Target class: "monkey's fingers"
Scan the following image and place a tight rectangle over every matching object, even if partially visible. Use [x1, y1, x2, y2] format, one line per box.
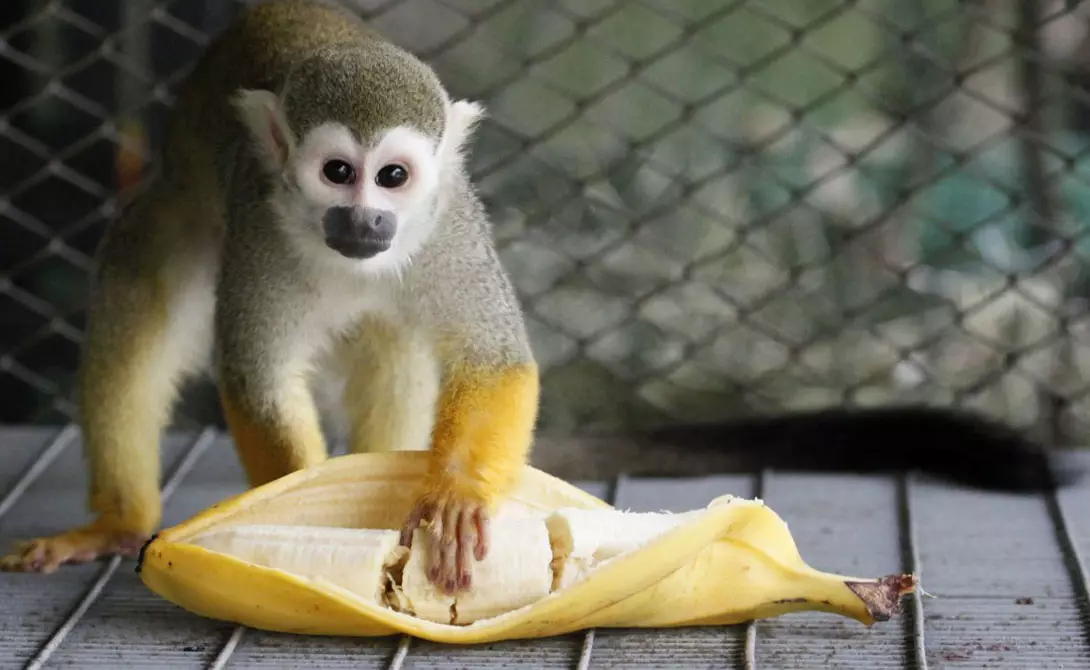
[0, 527, 147, 574]
[431, 504, 461, 594]
[472, 506, 489, 561]
[433, 499, 489, 595]
[456, 508, 479, 591]
[399, 500, 434, 548]
[401, 495, 489, 595]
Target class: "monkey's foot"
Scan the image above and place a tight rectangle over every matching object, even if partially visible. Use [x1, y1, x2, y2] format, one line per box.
[0, 525, 148, 574]
[400, 495, 489, 595]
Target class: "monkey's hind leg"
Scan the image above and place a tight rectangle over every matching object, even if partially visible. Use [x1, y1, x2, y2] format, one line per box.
[0, 187, 216, 573]
[339, 317, 440, 454]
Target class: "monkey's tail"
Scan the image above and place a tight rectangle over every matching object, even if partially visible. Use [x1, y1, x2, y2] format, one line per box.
[639, 406, 1085, 492]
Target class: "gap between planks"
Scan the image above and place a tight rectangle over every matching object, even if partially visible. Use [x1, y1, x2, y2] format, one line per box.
[0, 425, 79, 522]
[898, 474, 928, 670]
[742, 469, 766, 670]
[1047, 487, 1090, 654]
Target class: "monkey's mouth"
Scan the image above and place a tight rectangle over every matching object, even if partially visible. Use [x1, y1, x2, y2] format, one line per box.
[325, 237, 392, 260]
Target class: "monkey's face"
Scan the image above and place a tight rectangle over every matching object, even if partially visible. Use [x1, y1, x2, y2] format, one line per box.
[286, 122, 442, 272]
[234, 81, 481, 277]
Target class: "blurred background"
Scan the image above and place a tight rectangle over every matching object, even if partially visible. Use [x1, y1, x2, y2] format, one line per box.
[2, 0, 1090, 446]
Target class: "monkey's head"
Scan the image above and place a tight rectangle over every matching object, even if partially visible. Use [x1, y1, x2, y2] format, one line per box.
[232, 44, 483, 275]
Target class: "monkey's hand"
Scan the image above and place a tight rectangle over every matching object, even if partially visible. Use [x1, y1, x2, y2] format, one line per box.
[399, 490, 489, 594]
[0, 518, 148, 573]
[399, 362, 539, 594]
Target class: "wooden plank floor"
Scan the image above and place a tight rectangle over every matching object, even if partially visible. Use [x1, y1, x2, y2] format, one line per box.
[1, 425, 1088, 669]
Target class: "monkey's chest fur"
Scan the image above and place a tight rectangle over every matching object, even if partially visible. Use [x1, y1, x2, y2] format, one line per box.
[180, 260, 442, 454]
[308, 307, 443, 454]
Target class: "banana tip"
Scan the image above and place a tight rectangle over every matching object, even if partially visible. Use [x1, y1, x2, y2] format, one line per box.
[847, 573, 918, 623]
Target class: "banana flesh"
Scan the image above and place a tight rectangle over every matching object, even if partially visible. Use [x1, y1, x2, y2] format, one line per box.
[191, 524, 402, 605]
[547, 508, 704, 590]
[138, 452, 917, 643]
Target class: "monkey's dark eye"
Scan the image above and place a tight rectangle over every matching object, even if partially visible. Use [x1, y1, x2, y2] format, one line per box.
[376, 164, 409, 189]
[322, 159, 356, 185]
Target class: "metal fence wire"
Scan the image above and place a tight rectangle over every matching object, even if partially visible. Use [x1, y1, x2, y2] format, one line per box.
[3, 0, 1090, 441]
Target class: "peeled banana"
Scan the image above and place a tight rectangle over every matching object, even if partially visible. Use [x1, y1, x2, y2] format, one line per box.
[138, 452, 917, 643]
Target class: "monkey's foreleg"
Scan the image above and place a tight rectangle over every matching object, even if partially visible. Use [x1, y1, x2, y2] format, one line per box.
[1, 194, 213, 573]
[214, 311, 329, 487]
[219, 382, 329, 488]
[399, 362, 539, 594]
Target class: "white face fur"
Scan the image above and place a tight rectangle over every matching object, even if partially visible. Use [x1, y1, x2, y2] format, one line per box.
[283, 122, 441, 276]
[234, 90, 483, 279]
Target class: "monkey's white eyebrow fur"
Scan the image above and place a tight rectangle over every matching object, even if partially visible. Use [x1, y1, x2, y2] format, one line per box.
[372, 126, 436, 160]
[297, 123, 362, 166]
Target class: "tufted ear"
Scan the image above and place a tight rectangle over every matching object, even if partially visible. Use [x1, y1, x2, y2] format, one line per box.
[232, 89, 297, 173]
[438, 99, 485, 169]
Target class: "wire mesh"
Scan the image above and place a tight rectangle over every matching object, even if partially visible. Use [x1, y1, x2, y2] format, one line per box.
[2, 0, 1090, 440]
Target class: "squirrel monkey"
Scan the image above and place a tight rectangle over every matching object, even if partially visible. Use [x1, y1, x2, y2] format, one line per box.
[0, 0, 536, 594]
[3, 0, 1077, 584]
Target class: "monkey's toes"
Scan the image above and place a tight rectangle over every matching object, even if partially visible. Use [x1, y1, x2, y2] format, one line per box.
[0, 529, 148, 573]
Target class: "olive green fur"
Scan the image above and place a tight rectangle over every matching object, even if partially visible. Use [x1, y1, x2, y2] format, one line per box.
[163, 0, 446, 183]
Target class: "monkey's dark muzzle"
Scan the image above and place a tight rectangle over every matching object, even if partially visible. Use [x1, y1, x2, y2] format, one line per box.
[325, 236, 393, 259]
[323, 205, 396, 259]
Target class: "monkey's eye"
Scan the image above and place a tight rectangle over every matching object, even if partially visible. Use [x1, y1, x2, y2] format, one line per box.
[322, 159, 356, 186]
[375, 164, 409, 189]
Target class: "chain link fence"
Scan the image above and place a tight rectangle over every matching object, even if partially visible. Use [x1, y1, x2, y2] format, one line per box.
[3, 0, 1090, 442]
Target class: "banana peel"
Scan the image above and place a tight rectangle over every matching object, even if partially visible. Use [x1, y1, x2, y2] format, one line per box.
[137, 452, 917, 643]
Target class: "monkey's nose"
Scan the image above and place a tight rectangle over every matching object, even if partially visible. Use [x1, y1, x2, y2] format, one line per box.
[322, 205, 398, 259]
[355, 207, 397, 239]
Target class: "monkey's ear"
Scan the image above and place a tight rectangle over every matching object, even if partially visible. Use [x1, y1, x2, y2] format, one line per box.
[438, 99, 485, 169]
[232, 89, 296, 173]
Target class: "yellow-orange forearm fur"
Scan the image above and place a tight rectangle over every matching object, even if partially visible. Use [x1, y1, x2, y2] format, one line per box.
[422, 362, 539, 508]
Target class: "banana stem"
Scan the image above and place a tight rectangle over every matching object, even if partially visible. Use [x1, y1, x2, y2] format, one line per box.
[846, 574, 919, 623]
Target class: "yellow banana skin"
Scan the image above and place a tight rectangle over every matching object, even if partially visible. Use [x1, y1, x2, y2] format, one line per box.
[138, 452, 917, 643]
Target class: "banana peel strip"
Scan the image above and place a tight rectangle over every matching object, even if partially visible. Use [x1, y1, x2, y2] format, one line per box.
[138, 452, 916, 643]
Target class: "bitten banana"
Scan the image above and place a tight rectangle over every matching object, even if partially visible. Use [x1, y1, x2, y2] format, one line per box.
[139, 452, 917, 643]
